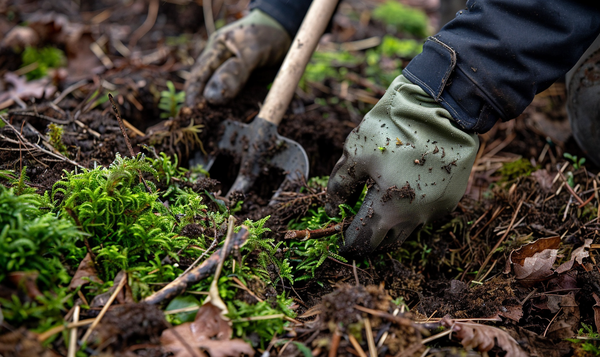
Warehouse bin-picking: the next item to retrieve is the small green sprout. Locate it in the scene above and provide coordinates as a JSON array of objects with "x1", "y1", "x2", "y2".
[
  {"x1": 159, "y1": 81, "x2": 185, "y2": 118},
  {"x1": 48, "y1": 123, "x2": 68, "y2": 156},
  {"x1": 564, "y1": 152, "x2": 586, "y2": 170},
  {"x1": 378, "y1": 146, "x2": 386, "y2": 152}
]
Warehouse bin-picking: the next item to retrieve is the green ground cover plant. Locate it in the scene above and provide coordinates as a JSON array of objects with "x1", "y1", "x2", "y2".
[
  {"x1": 20, "y1": 46, "x2": 66, "y2": 81},
  {"x1": 0, "y1": 152, "x2": 303, "y2": 347}
]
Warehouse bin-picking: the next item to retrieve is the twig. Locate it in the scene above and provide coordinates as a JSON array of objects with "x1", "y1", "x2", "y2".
[
  {"x1": 471, "y1": 206, "x2": 506, "y2": 241},
  {"x1": 364, "y1": 318, "x2": 377, "y2": 357},
  {"x1": 348, "y1": 334, "x2": 368, "y2": 357},
  {"x1": 329, "y1": 327, "x2": 341, "y2": 357},
  {"x1": 81, "y1": 272, "x2": 128, "y2": 343},
  {"x1": 354, "y1": 305, "x2": 426, "y2": 333},
  {"x1": 232, "y1": 314, "x2": 284, "y2": 322},
  {"x1": 578, "y1": 193, "x2": 595, "y2": 208},
  {"x1": 108, "y1": 94, "x2": 135, "y2": 157},
  {"x1": 67, "y1": 305, "x2": 80, "y2": 357},
  {"x1": 519, "y1": 288, "x2": 537, "y2": 305},
  {"x1": 179, "y1": 234, "x2": 220, "y2": 277},
  {"x1": 144, "y1": 227, "x2": 249, "y2": 305},
  {"x1": 559, "y1": 172, "x2": 585, "y2": 205},
  {"x1": 37, "y1": 318, "x2": 96, "y2": 342},
  {"x1": 420, "y1": 329, "x2": 452, "y2": 344},
  {"x1": 9, "y1": 111, "x2": 71, "y2": 125},
  {"x1": 327, "y1": 256, "x2": 373, "y2": 279},
  {"x1": 108, "y1": 93, "x2": 156, "y2": 195},
  {"x1": 377, "y1": 307, "x2": 400, "y2": 348},
  {"x1": 53, "y1": 80, "x2": 88, "y2": 105},
  {"x1": 204, "y1": 216, "x2": 235, "y2": 313},
  {"x1": 593, "y1": 179, "x2": 600, "y2": 222},
  {"x1": 475, "y1": 192, "x2": 526, "y2": 281},
  {"x1": 352, "y1": 260, "x2": 359, "y2": 286},
  {"x1": 203, "y1": 0, "x2": 216, "y2": 35},
  {"x1": 284, "y1": 219, "x2": 351, "y2": 239},
  {"x1": 122, "y1": 119, "x2": 145, "y2": 137},
  {"x1": 0, "y1": 117, "x2": 84, "y2": 169},
  {"x1": 129, "y1": 0, "x2": 159, "y2": 48},
  {"x1": 543, "y1": 307, "x2": 562, "y2": 337}
]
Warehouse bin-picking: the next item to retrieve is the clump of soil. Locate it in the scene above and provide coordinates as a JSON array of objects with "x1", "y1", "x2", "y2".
[
  {"x1": 419, "y1": 277, "x2": 518, "y2": 319},
  {"x1": 320, "y1": 284, "x2": 391, "y2": 329},
  {"x1": 90, "y1": 303, "x2": 167, "y2": 351}
]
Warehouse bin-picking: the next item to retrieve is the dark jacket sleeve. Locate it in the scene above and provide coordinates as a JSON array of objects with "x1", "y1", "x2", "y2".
[
  {"x1": 403, "y1": 0, "x2": 600, "y2": 133},
  {"x1": 250, "y1": 0, "x2": 312, "y2": 37}
]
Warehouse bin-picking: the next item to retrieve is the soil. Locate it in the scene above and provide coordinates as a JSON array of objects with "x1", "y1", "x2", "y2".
[{"x1": 1, "y1": 0, "x2": 600, "y2": 356}]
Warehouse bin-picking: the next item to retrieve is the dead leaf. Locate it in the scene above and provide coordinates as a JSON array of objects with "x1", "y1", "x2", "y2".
[
  {"x1": 69, "y1": 253, "x2": 103, "y2": 290},
  {"x1": 510, "y1": 236, "x2": 561, "y2": 286},
  {"x1": 8, "y1": 271, "x2": 43, "y2": 299},
  {"x1": 0, "y1": 328, "x2": 60, "y2": 357},
  {"x1": 571, "y1": 239, "x2": 592, "y2": 265},
  {"x1": 498, "y1": 304, "x2": 523, "y2": 322},
  {"x1": 507, "y1": 325, "x2": 571, "y2": 357},
  {"x1": 592, "y1": 293, "x2": 600, "y2": 334},
  {"x1": 1, "y1": 26, "x2": 40, "y2": 48},
  {"x1": 548, "y1": 272, "x2": 578, "y2": 291},
  {"x1": 545, "y1": 295, "x2": 563, "y2": 314},
  {"x1": 441, "y1": 316, "x2": 528, "y2": 356},
  {"x1": 556, "y1": 239, "x2": 591, "y2": 273},
  {"x1": 546, "y1": 293, "x2": 580, "y2": 339},
  {"x1": 160, "y1": 302, "x2": 254, "y2": 357},
  {"x1": 532, "y1": 169, "x2": 554, "y2": 193},
  {"x1": 0, "y1": 72, "x2": 56, "y2": 103},
  {"x1": 89, "y1": 270, "x2": 134, "y2": 308}
]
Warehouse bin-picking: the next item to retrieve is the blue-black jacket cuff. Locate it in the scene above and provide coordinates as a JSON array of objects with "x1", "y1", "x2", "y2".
[{"x1": 250, "y1": 0, "x2": 312, "y2": 37}]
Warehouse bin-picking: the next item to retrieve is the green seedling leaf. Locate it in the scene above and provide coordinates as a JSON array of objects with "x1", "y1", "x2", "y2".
[{"x1": 166, "y1": 296, "x2": 200, "y2": 323}]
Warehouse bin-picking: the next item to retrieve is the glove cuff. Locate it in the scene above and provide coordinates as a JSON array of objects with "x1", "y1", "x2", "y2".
[{"x1": 240, "y1": 10, "x2": 290, "y2": 42}]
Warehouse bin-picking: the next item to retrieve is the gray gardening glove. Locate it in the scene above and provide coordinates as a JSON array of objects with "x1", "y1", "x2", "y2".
[
  {"x1": 185, "y1": 10, "x2": 291, "y2": 106},
  {"x1": 326, "y1": 75, "x2": 479, "y2": 256}
]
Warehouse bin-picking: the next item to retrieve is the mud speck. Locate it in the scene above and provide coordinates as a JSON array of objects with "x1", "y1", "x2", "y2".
[
  {"x1": 442, "y1": 160, "x2": 458, "y2": 173},
  {"x1": 381, "y1": 182, "x2": 415, "y2": 203}
]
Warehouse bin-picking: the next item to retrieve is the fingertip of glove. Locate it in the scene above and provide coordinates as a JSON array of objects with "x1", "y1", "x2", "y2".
[
  {"x1": 324, "y1": 200, "x2": 340, "y2": 218},
  {"x1": 203, "y1": 83, "x2": 228, "y2": 105}
]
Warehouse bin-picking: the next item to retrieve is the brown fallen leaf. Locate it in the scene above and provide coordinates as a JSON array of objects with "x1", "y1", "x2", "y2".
[
  {"x1": 532, "y1": 169, "x2": 555, "y2": 193},
  {"x1": 498, "y1": 304, "x2": 523, "y2": 322},
  {"x1": 507, "y1": 325, "x2": 571, "y2": 357},
  {"x1": 69, "y1": 253, "x2": 103, "y2": 290},
  {"x1": 593, "y1": 293, "x2": 600, "y2": 334},
  {"x1": 441, "y1": 316, "x2": 528, "y2": 356},
  {"x1": 8, "y1": 271, "x2": 43, "y2": 299},
  {"x1": 546, "y1": 293, "x2": 580, "y2": 339},
  {"x1": 556, "y1": 238, "x2": 592, "y2": 274},
  {"x1": 1, "y1": 26, "x2": 40, "y2": 48},
  {"x1": 571, "y1": 239, "x2": 592, "y2": 265},
  {"x1": 0, "y1": 72, "x2": 56, "y2": 103},
  {"x1": 89, "y1": 270, "x2": 134, "y2": 308},
  {"x1": 0, "y1": 328, "x2": 60, "y2": 357},
  {"x1": 160, "y1": 301, "x2": 254, "y2": 357},
  {"x1": 509, "y1": 236, "x2": 561, "y2": 286}
]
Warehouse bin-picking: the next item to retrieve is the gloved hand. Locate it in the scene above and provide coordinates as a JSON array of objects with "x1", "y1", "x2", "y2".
[
  {"x1": 185, "y1": 10, "x2": 291, "y2": 106},
  {"x1": 326, "y1": 75, "x2": 479, "y2": 256}
]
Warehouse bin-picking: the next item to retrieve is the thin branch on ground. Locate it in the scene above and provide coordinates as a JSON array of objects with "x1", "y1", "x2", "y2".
[{"x1": 144, "y1": 226, "x2": 249, "y2": 305}]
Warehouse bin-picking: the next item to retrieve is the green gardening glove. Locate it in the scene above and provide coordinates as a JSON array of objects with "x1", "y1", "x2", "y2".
[
  {"x1": 185, "y1": 10, "x2": 291, "y2": 106},
  {"x1": 326, "y1": 75, "x2": 479, "y2": 256}
]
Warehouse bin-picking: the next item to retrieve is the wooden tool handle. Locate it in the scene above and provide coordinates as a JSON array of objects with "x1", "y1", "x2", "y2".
[{"x1": 258, "y1": 0, "x2": 339, "y2": 126}]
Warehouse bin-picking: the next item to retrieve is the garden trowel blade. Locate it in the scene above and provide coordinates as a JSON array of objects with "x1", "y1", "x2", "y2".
[{"x1": 218, "y1": 119, "x2": 310, "y2": 201}]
